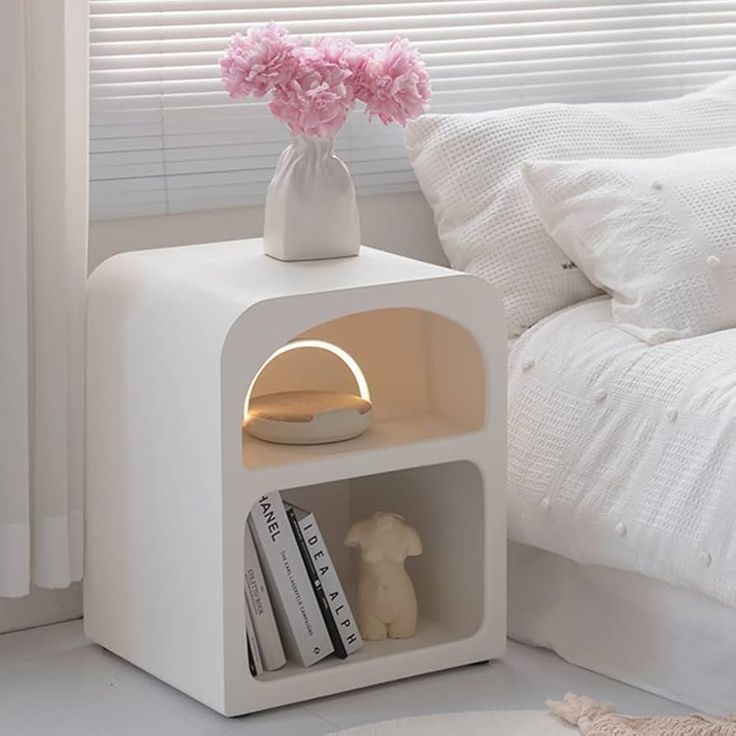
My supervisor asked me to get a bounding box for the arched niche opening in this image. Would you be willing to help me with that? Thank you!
[242,307,486,469]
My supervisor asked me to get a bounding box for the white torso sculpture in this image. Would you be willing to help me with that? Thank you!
[344,512,423,641]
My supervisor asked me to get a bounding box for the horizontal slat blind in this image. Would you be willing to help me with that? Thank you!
[90,0,736,220]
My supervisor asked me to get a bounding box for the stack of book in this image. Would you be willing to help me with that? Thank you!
[244,491,362,675]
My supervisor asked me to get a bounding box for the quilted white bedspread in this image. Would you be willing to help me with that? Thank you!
[508,296,736,607]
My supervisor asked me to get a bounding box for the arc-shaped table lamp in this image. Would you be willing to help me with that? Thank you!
[243,339,373,445]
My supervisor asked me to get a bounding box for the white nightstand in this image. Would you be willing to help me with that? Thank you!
[84,239,506,716]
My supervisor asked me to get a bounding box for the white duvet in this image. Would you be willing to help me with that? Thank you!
[508,296,736,607]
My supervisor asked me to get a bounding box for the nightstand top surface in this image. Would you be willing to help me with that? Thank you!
[87,237,502,351]
[91,238,466,305]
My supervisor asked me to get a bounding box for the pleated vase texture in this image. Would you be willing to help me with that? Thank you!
[263,136,361,261]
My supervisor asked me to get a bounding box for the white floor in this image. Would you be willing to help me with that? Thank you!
[0,621,690,735]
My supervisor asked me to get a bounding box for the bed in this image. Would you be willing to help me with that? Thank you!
[506,296,736,712]
[405,75,736,713]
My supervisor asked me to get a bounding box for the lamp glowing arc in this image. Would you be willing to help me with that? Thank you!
[243,339,370,421]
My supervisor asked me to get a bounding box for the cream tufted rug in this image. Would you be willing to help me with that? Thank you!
[328,695,736,736]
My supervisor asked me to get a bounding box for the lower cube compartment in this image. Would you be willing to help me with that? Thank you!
[244,460,486,683]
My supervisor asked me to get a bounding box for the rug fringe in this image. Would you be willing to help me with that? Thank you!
[547,693,615,725]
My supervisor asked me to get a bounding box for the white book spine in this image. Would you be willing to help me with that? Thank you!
[299,514,363,655]
[243,599,264,677]
[244,523,286,671]
[249,493,333,667]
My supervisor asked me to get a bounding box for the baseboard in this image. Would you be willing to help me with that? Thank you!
[0,583,82,634]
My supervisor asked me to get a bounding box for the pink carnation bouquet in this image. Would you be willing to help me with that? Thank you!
[220,24,431,137]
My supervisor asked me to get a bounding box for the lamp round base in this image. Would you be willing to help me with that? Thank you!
[244,390,372,445]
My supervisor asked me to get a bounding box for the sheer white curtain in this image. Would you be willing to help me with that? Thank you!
[0,0,88,598]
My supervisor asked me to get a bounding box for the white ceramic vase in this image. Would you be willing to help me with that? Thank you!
[263,136,361,261]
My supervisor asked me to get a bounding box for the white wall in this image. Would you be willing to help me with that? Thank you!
[0,584,81,634]
[89,190,445,271]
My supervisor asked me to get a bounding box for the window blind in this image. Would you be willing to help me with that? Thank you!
[90,1,736,220]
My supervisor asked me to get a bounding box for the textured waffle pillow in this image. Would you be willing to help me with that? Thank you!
[405,75,736,337]
[522,146,736,344]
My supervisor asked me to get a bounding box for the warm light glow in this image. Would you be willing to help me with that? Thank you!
[244,339,370,421]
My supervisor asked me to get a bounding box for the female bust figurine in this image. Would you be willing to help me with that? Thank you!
[344,512,422,640]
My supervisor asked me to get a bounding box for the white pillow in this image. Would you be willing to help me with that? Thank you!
[405,75,736,337]
[522,146,736,344]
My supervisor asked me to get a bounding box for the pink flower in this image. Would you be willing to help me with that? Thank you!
[360,38,431,126]
[312,36,361,70]
[269,55,355,137]
[311,37,378,105]
[219,25,432,136]
[220,23,301,99]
